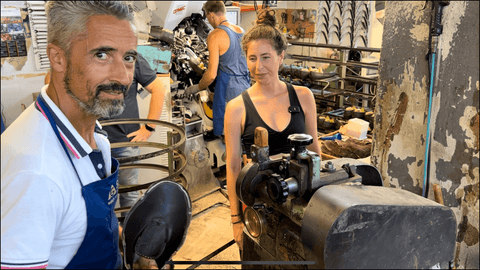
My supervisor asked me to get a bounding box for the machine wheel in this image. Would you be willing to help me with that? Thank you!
[175,174,188,189]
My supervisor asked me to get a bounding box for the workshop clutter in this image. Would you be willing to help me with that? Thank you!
[340,118,369,140]
[317,106,373,131]
[279,63,336,81]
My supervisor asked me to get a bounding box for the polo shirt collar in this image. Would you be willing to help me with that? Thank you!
[34,86,106,159]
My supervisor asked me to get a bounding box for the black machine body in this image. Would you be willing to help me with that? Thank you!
[237,131,457,269]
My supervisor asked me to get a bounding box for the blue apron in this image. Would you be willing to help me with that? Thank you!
[213,69,250,135]
[36,97,122,269]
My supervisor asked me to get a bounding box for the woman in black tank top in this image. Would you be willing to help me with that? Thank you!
[240,83,307,158]
[222,9,322,253]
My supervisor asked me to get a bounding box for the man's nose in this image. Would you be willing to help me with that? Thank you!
[110,57,132,87]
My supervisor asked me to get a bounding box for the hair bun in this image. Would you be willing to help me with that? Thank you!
[255,9,276,28]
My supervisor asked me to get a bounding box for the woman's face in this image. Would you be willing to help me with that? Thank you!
[246,39,284,85]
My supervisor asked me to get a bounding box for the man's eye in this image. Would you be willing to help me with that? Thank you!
[95,52,108,60]
[124,55,136,63]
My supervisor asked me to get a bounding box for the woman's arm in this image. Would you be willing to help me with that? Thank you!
[295,86,322,156]
[224,96,246,250]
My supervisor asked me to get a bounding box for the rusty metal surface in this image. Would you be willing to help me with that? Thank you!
[372,1,479,268]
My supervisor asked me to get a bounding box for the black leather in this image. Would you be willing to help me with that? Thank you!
[123,181,192,269]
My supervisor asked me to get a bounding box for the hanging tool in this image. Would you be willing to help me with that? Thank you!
[423,0,450,198]
[281,12,288,24]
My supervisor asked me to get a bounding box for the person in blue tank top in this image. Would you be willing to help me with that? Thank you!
[223,9,322,255]
[185,1,250,136]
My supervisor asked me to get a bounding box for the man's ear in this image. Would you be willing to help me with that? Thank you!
[47,43,67,73]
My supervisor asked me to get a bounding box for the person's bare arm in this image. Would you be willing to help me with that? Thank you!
[127,76,166,142]
[224,96,245,250]
[143,77,166,128]
[295,86,322,156]
[198,30,222,90]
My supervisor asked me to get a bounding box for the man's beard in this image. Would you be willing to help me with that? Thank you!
[64,64,128,118]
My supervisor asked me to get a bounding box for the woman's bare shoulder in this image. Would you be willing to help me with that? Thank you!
[291,85,312,95]
[226,90,248,115]
[291,85,316,115]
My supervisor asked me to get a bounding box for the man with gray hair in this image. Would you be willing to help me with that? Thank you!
[1,1,143,268]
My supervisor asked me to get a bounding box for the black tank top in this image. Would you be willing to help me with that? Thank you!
[241,83,306,158]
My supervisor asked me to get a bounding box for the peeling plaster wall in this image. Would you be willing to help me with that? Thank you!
[372,1,479,269]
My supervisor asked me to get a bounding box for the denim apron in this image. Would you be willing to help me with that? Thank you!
[213,25,251,136]
[36,97,122,269]
[213,69,250,135]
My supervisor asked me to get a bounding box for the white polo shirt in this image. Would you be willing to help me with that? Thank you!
[1,86,115,269]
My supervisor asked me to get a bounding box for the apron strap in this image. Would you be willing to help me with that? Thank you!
[219,68,251,84]
[36,97,83,187]
[245,71,251,84]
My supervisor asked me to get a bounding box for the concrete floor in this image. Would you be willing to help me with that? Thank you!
[171,187,241,269]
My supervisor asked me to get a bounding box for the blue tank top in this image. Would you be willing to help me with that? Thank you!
[212,25,250,135]
[217,25,249,76]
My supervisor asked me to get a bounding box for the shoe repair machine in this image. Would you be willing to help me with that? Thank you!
[238,127,457,269]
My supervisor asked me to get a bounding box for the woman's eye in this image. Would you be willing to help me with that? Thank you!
[95,52,108,60]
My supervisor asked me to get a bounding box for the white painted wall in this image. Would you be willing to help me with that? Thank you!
[1,43,47,128]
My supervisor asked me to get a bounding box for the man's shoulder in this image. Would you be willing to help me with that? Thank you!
[209,27,229,40]
[2,105,48,149]
[1,106,70,181]
[134,52,157,86]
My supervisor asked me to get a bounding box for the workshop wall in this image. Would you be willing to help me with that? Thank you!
[240,1,334,69]
[371,1,479,269]
[1,1,154,129]
[1,1,47,128]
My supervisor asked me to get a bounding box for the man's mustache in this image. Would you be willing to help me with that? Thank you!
[96,83,128,96]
